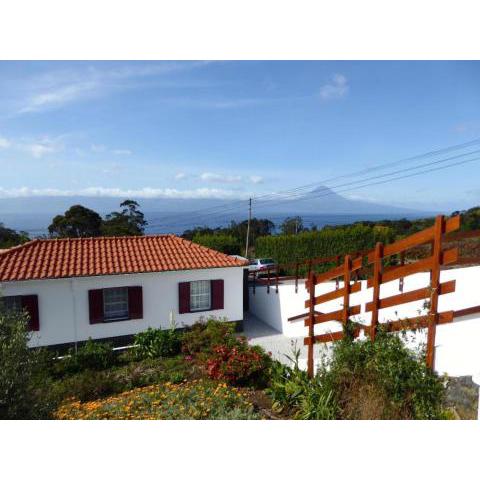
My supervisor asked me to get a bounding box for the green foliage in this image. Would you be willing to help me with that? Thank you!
[266,344,338,419]
[256,224,394,273]
[48,200,147,239]
[101,199,147,236]
[280,216,305,235]
[55,379,259,420]
[182,218,275,244]
[133,326,182,359]
[204,339,271,387]
[192,233,241,255]
[181,316,237,356]
[48,204,103,238]
[0,223,30,248]
[317,327,446,419]
[0,307,56,419]
[50,356,191,402]
[453,205,480,231]
[57,338,117,376]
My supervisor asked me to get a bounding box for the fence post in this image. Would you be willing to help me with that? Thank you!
[370,242,384,342]
[295,262,299,293]
[266,267,270,294]
[426,215,444,369]
[275,264,279,294]
[343,255,352,325]
[252,272,256,295]
[354,251,360,283]
[399,251,405,292]
[307,271,316,378]
[335,255,340,290]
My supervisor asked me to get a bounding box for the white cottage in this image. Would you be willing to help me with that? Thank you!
[0,235,247,348]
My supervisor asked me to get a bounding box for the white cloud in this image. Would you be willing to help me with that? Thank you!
[249,175,264,184]
[175,172,189,180]
[200,172,243,183]
[318,73,349,101]
[175,172,264,184]
[16,61,212,115]
[19,81,99,114]
[0,136,11,148]
[112,149,132,156]
[0,186,249,200]
[20,136,64,158]
[91,144,106,153]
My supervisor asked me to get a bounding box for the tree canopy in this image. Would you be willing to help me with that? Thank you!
[280,216,305,235]
[101,200,148,236]
[48,205,103,238]
[47,200,148,238]
[0,223,30,249]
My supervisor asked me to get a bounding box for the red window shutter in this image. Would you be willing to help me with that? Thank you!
[128,286,143,320]
[21,295,39,331]
[211,279,224,310]
[88,289,104,324]
[178,282,191,314]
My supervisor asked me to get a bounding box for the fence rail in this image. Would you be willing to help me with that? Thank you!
[284,215,480,377]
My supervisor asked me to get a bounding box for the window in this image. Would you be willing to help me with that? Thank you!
[0,295,22,312]
[103,287,129,321]
[190,280,211,312]
[260,258,274,265]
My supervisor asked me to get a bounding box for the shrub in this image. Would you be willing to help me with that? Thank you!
[51,355,191,402]
[181,316,237,356]
[0,307,56,419]
[133,327,182,359]
[266,345,337,419]
[318,327,446,419]
[57,338,117,375]
[192,233,241,255]
[204,339,271,387]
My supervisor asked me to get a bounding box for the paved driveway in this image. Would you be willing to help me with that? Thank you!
[242,313,327,370]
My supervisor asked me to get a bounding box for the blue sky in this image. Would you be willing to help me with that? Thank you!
[0,60,479,211]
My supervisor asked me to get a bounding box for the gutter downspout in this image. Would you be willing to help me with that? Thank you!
[69,278,78,353]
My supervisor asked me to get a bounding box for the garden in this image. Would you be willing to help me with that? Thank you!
[0,306,464,420]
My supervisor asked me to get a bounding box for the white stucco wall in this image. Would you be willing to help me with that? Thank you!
[0,266,245,347]
[249,266,480,377]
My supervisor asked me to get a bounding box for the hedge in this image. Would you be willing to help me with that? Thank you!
[192,233,241,255]
[255,225,394,275]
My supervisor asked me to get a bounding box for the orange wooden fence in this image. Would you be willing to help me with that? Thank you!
[288,215,480,377]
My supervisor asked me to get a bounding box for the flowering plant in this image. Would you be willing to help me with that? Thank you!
[204,339,270,386]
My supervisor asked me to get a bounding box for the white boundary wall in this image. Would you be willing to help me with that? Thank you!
[249,266,480,378]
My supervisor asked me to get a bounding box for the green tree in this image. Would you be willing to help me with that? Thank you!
[192,233,241,255]
[0,223,30,248]
[0,305,55,419]
[280,216,305,235]
[48,205,103,238]
[101,200,147,236]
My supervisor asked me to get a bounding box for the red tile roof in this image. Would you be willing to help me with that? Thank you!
[0,235,247,282]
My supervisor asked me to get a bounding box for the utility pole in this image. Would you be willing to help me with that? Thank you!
[245,197,252,258]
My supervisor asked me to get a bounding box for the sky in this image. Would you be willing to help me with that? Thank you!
[0,60,480,212]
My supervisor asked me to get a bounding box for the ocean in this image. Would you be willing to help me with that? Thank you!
[0,211,426,237]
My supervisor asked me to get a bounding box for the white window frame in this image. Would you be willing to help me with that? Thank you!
[103,287,129,321]
[190,280,211,312]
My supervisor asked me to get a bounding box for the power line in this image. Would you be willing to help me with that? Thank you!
[147,146,480,229]
[151,136,480,226]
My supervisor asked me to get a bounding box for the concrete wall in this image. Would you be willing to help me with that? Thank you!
[0,266,245,347]
[249,266,480,377]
